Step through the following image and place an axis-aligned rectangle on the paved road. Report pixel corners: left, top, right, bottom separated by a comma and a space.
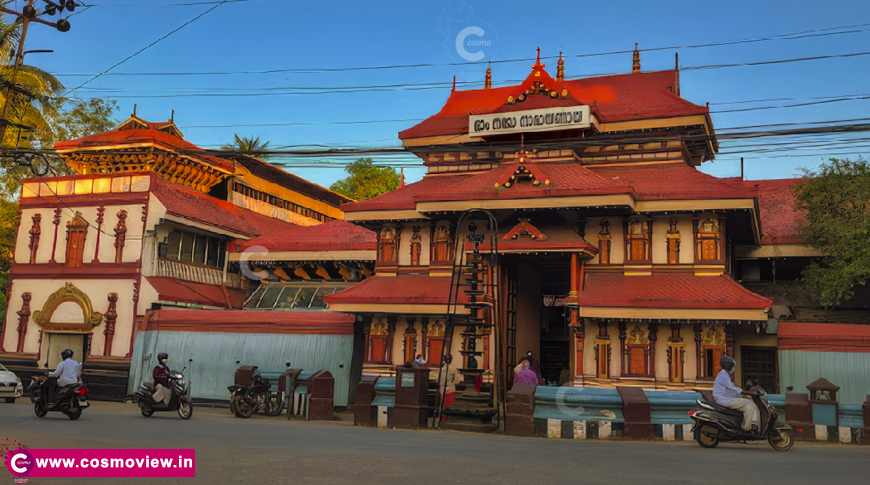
1, 400, 867, 484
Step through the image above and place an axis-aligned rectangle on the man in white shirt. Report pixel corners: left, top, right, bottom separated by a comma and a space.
713, 355, 759, 434
51, 348, 82, 388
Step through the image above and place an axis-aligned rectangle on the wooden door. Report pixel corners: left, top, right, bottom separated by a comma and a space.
46, 334, 85, 369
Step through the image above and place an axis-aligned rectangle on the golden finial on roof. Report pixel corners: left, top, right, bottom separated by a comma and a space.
632, 43, 641, 73
485, 62, 492, 89
451, 75, 456, 92
532, 47, 545, 69
557, 51, 565, 81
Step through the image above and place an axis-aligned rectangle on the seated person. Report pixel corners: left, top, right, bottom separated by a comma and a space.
152, 352, 172, 405
50, 348, 81, 401
713, 356, 760, 434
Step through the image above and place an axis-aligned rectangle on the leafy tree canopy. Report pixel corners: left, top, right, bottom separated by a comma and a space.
795, 157, 870, 307
329, 158, 401, 201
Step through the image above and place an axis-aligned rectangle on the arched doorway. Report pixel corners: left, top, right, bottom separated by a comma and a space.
33, 283, 103, 369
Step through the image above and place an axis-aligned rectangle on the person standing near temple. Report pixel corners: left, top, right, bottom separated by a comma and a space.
438, 355, 461, 422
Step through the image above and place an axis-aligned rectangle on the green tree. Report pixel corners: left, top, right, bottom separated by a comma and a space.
795, 157, 870, 307
330, 158, 401, 201
0, 18, 64, 150
223, 134, 271, 160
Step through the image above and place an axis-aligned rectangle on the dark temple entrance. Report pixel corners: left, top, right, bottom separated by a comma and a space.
741, 346, 778, 393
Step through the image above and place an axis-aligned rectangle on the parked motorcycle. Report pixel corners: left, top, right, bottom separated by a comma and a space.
690, 381, 794, 451
227, 371, 283, 418
127, 362, 193, 420
28, 374, 89, 420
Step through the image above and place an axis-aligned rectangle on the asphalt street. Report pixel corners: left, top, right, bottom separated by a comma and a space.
1, 400, 867, 484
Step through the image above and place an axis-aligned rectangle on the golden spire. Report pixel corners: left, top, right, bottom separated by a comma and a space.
485, 62, 492, 89
557, 51, 565, 81
532, 46, 545, 69
451, 75, 456, 92
632, 43, 641, 73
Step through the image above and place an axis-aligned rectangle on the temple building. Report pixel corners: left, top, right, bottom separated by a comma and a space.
0, 114, 365, 400
325, 47, 781, 405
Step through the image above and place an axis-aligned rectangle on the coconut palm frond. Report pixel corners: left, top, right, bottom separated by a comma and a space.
16, 65, 63, 93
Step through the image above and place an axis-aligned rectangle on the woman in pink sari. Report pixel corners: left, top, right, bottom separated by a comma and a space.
513, 357, 539, 386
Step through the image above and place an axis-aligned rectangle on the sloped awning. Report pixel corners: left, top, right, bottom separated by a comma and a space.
144, 309, 354, 335
324, 275, 470, 315
778, 322, 870, 352
143, 276, 247, 309
577, 273, 772, 321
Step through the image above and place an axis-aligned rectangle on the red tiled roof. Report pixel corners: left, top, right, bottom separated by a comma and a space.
748, 178, 805, 244
235, 220, 376, 252
778, 322, 870, 352
415, 163, 629, 202
341, 174, 474, 212
400, 69, 706, 139
578, 273, 772, 309
588, 163, 758, 200
325, 276, 452, 305
144, 276, 247, 309
153, 178, 295, 237
469, 217, 598, 253
54, 125, 234, 172
145, 309, 355, 335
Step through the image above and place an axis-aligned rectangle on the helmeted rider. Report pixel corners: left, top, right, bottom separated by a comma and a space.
50, 348, 81, 400
152, 352, 172, 405
713, 355, 760, 434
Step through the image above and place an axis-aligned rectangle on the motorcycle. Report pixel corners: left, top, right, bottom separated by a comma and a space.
227, 370, 283, 418
127, 362, 193, 420
28, 374, 89, 420
689, 381, 794, 451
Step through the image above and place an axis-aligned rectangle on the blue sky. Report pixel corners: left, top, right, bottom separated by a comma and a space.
12, 0, 870, 187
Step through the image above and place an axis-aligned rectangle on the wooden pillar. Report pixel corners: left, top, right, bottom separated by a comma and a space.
594, 322, 611, 379
103, 293, 119, 357
573, 322, 585, 378
667, 323, 684, 384
648, 322, 657, 380
403, 317, 417, 364
15, 293, 32, 353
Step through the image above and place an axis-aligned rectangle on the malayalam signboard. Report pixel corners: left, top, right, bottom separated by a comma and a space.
469, 106, 592, 137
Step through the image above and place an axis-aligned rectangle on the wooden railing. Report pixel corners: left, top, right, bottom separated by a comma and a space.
156, 258, 246, 289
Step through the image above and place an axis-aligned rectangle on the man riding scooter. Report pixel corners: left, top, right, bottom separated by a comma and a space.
713, 356, 760, 435
49, 348, 81, 402
152, 353, 172, 406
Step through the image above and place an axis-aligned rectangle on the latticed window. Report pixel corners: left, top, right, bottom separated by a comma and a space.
624, 219, 652, 263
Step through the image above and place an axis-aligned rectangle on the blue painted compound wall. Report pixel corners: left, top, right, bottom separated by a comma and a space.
129, 331, 354, 406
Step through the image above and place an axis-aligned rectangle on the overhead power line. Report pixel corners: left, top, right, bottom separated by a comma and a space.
52, 23, 870, 78
64, 0, 232, 95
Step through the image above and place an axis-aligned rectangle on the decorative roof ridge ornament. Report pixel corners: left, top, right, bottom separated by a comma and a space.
484, 62, 492, 90
557, 51, 565, 81
451, 75, 456, 93
504, 218, 548, 241
532, 46, 544, 70
632, 43, 641, 74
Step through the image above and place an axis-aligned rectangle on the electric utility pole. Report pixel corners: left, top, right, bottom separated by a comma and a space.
0, 0, 74, 150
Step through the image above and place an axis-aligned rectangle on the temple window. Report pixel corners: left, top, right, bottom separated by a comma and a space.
377, 226, 398, 264
160, 228, 226, 268
694, 217, 723, 262
431, 223, 454, 263
233, 182, 331, 222
64, 212, 89, 268
620, 323, 655, 377
623, 219, 652, 263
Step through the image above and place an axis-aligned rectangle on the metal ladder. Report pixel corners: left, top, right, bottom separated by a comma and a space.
436, 210, 502, 429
